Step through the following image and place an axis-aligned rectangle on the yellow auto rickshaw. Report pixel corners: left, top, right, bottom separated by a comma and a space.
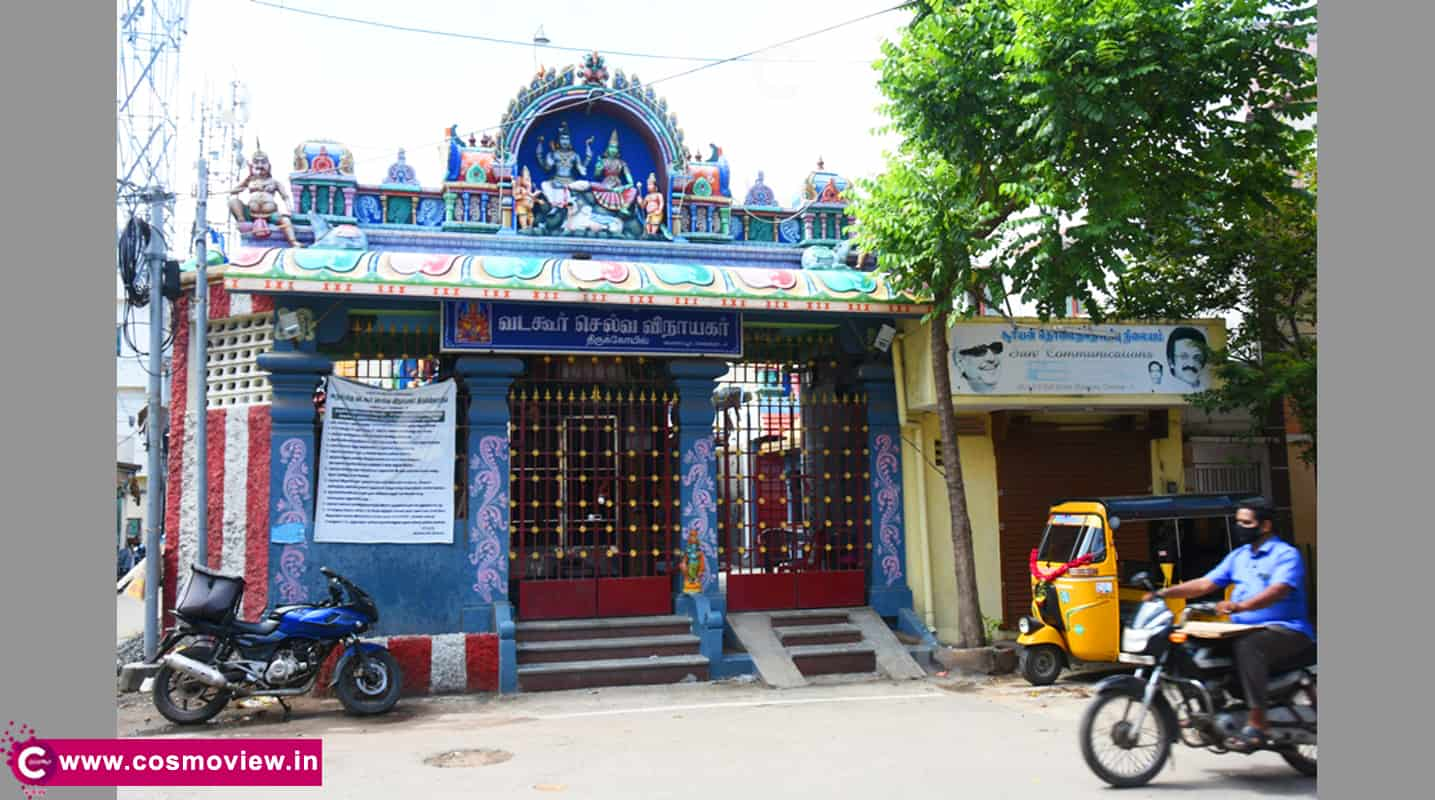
1015, 493, 1253, 686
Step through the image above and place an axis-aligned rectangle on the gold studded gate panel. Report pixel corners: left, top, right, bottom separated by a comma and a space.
716, 334, 870, 612
508, 356, 680, 620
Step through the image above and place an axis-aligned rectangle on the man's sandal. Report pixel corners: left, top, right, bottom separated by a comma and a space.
1226, 725, 1268, 752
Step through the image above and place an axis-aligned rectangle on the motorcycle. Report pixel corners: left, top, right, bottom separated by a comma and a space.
1077, 573, 1316, 787
133, 563, 403, 726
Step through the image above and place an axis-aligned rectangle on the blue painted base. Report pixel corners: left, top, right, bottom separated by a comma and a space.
710, 653, 757, 680
461, 604, 495, 633
867, 584, 915, 619
897, 607, 938, 647
675, 592, 725, 665
494, 602, 518, 694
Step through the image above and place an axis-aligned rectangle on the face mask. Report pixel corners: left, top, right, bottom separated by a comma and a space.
1233, 524, 1262, 547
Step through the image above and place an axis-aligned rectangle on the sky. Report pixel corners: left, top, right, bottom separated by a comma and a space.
160, 0, 911, 246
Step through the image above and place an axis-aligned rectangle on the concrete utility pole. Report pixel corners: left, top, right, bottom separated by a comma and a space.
143, 192, 168, 662
193, 123, 210, 570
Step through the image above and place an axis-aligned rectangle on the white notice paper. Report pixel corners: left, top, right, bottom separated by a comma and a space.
313, 376, 457, 544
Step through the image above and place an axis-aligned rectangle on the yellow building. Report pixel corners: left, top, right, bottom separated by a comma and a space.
893, 316, 1226, 641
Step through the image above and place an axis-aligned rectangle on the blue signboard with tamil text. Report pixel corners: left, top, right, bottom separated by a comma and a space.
441, 300, 742, 357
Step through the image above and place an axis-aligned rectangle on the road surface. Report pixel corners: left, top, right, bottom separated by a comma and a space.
117, 673, 1316, 799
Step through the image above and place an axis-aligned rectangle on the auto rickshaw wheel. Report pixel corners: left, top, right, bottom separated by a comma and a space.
1019, 644, 1063, 686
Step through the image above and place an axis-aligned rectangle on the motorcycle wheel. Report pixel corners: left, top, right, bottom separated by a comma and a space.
1019, 644, 1063, 686
153, 645, 231, 726
335, 650, 403, 716
1279, 685, 1317, 776
1079, 686, 1172, 788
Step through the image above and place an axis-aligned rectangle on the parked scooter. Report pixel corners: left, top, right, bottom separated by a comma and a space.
122, 564, 402, 725
1077, 573, 1316, 787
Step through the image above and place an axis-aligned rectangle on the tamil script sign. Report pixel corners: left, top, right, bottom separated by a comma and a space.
313, 377, 456, 544
947, 323, 1217, 396
441, 301, 742, 357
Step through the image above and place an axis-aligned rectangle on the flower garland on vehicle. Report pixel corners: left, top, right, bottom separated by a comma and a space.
1029, 548, 1096, 601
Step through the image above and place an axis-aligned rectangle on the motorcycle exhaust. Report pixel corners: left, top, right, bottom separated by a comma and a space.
162, 652, 231, 690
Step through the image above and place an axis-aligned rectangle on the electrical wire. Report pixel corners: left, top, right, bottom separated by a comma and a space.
258, 2, 909, 175
250, 0, 887, 65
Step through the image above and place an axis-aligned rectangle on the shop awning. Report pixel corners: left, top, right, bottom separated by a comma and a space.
220, 246, 930, 316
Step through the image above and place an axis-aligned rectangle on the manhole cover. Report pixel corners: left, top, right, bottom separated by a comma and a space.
424, 748, 513, 768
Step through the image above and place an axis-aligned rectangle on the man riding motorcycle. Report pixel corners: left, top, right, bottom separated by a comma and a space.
1145, 501, 1315, 751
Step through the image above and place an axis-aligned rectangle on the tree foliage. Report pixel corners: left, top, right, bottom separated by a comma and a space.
1112, 155, 1318, 463
850, 0, 1315, 645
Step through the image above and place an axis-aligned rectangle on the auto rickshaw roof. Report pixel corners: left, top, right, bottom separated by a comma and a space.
1056, 494, 1263, 521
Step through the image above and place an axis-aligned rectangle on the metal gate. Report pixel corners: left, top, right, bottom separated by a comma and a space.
509, 355, 680, 619
716, 333, 869, 611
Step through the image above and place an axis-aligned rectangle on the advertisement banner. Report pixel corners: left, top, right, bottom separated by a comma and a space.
313, 377, 456, 544
947, 323, 1215, 396
441, 300, 742, 357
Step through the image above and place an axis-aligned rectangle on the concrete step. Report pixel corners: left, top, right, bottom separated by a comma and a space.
517, 634, 701, 664
768, 608, 857, 629
515, 615, 692, 643
517, 654, 710, 692
787, 642, 877, 677
776, 623, 863, 647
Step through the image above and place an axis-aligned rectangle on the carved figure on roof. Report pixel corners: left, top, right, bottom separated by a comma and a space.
745, 171, 777, 206
580, 51, 609, 86
643, 173, 665, 236
587, 129, 638, 214
227, 141, 301, 247
513, 166, 536, 230
310, 145, 336, 173
385, 148, 418, 185
800, 238, 854, 270
535, 120, 590, 209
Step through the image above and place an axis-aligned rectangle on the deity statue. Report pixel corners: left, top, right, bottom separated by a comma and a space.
534, 121, 591, 210
588, 130, 638, 215
338, 149, 354, 175
292, 143, 308, 172
513, 166, 536, 230
226, 142, 301, 247
642, 173, 665, 237
679, 528, 706, 594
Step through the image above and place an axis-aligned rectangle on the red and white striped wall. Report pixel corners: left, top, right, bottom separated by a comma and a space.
311, 633, 500, 697
162, 282, 502, 696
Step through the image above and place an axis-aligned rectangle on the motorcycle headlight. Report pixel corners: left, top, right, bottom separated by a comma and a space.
1018, 616, 1039, 635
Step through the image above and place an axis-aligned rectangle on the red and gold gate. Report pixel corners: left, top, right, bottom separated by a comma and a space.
716, 335, 869, 612
508, 356, 680, 620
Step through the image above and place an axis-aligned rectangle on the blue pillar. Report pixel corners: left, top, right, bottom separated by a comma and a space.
669, 360, 727, 664
455, 356, 524, 693
859, 364, 916, 623
257, 350, 332, 607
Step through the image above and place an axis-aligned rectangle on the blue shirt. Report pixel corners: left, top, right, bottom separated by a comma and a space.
1203, 537, 1315, 641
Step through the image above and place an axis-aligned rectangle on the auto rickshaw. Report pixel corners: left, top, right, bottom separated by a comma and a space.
1014, 493, 1255, 686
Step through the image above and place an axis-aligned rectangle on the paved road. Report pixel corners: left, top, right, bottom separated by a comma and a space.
117, 674, 1316, 799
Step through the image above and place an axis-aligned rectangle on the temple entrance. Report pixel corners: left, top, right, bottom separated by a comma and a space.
508, 356, 680, 620
716, 331, 870, 612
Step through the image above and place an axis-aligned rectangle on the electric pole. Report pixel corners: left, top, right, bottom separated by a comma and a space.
193, 119, 210, 570
143, 192, 168, 662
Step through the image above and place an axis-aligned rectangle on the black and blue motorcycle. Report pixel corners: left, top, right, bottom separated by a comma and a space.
138, 564, 402, 725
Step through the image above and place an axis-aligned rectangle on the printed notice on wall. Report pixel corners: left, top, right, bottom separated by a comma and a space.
313, 376, 456, 544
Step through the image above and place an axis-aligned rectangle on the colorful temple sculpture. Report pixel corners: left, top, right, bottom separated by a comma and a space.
176, 53, 933, 696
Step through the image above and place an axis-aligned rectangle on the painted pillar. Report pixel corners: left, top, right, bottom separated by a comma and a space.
455, 356, 525, 693
669, 360, 727, 665
256, 349, 331, 606
859, 364, 917, 626
341, 187, 355, 218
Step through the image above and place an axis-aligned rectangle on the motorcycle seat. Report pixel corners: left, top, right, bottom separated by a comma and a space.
230, 618, 281, 636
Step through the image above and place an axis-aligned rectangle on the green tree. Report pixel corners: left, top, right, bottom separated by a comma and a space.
1112, 156, 1317, 464
851, 0, 1314, 647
